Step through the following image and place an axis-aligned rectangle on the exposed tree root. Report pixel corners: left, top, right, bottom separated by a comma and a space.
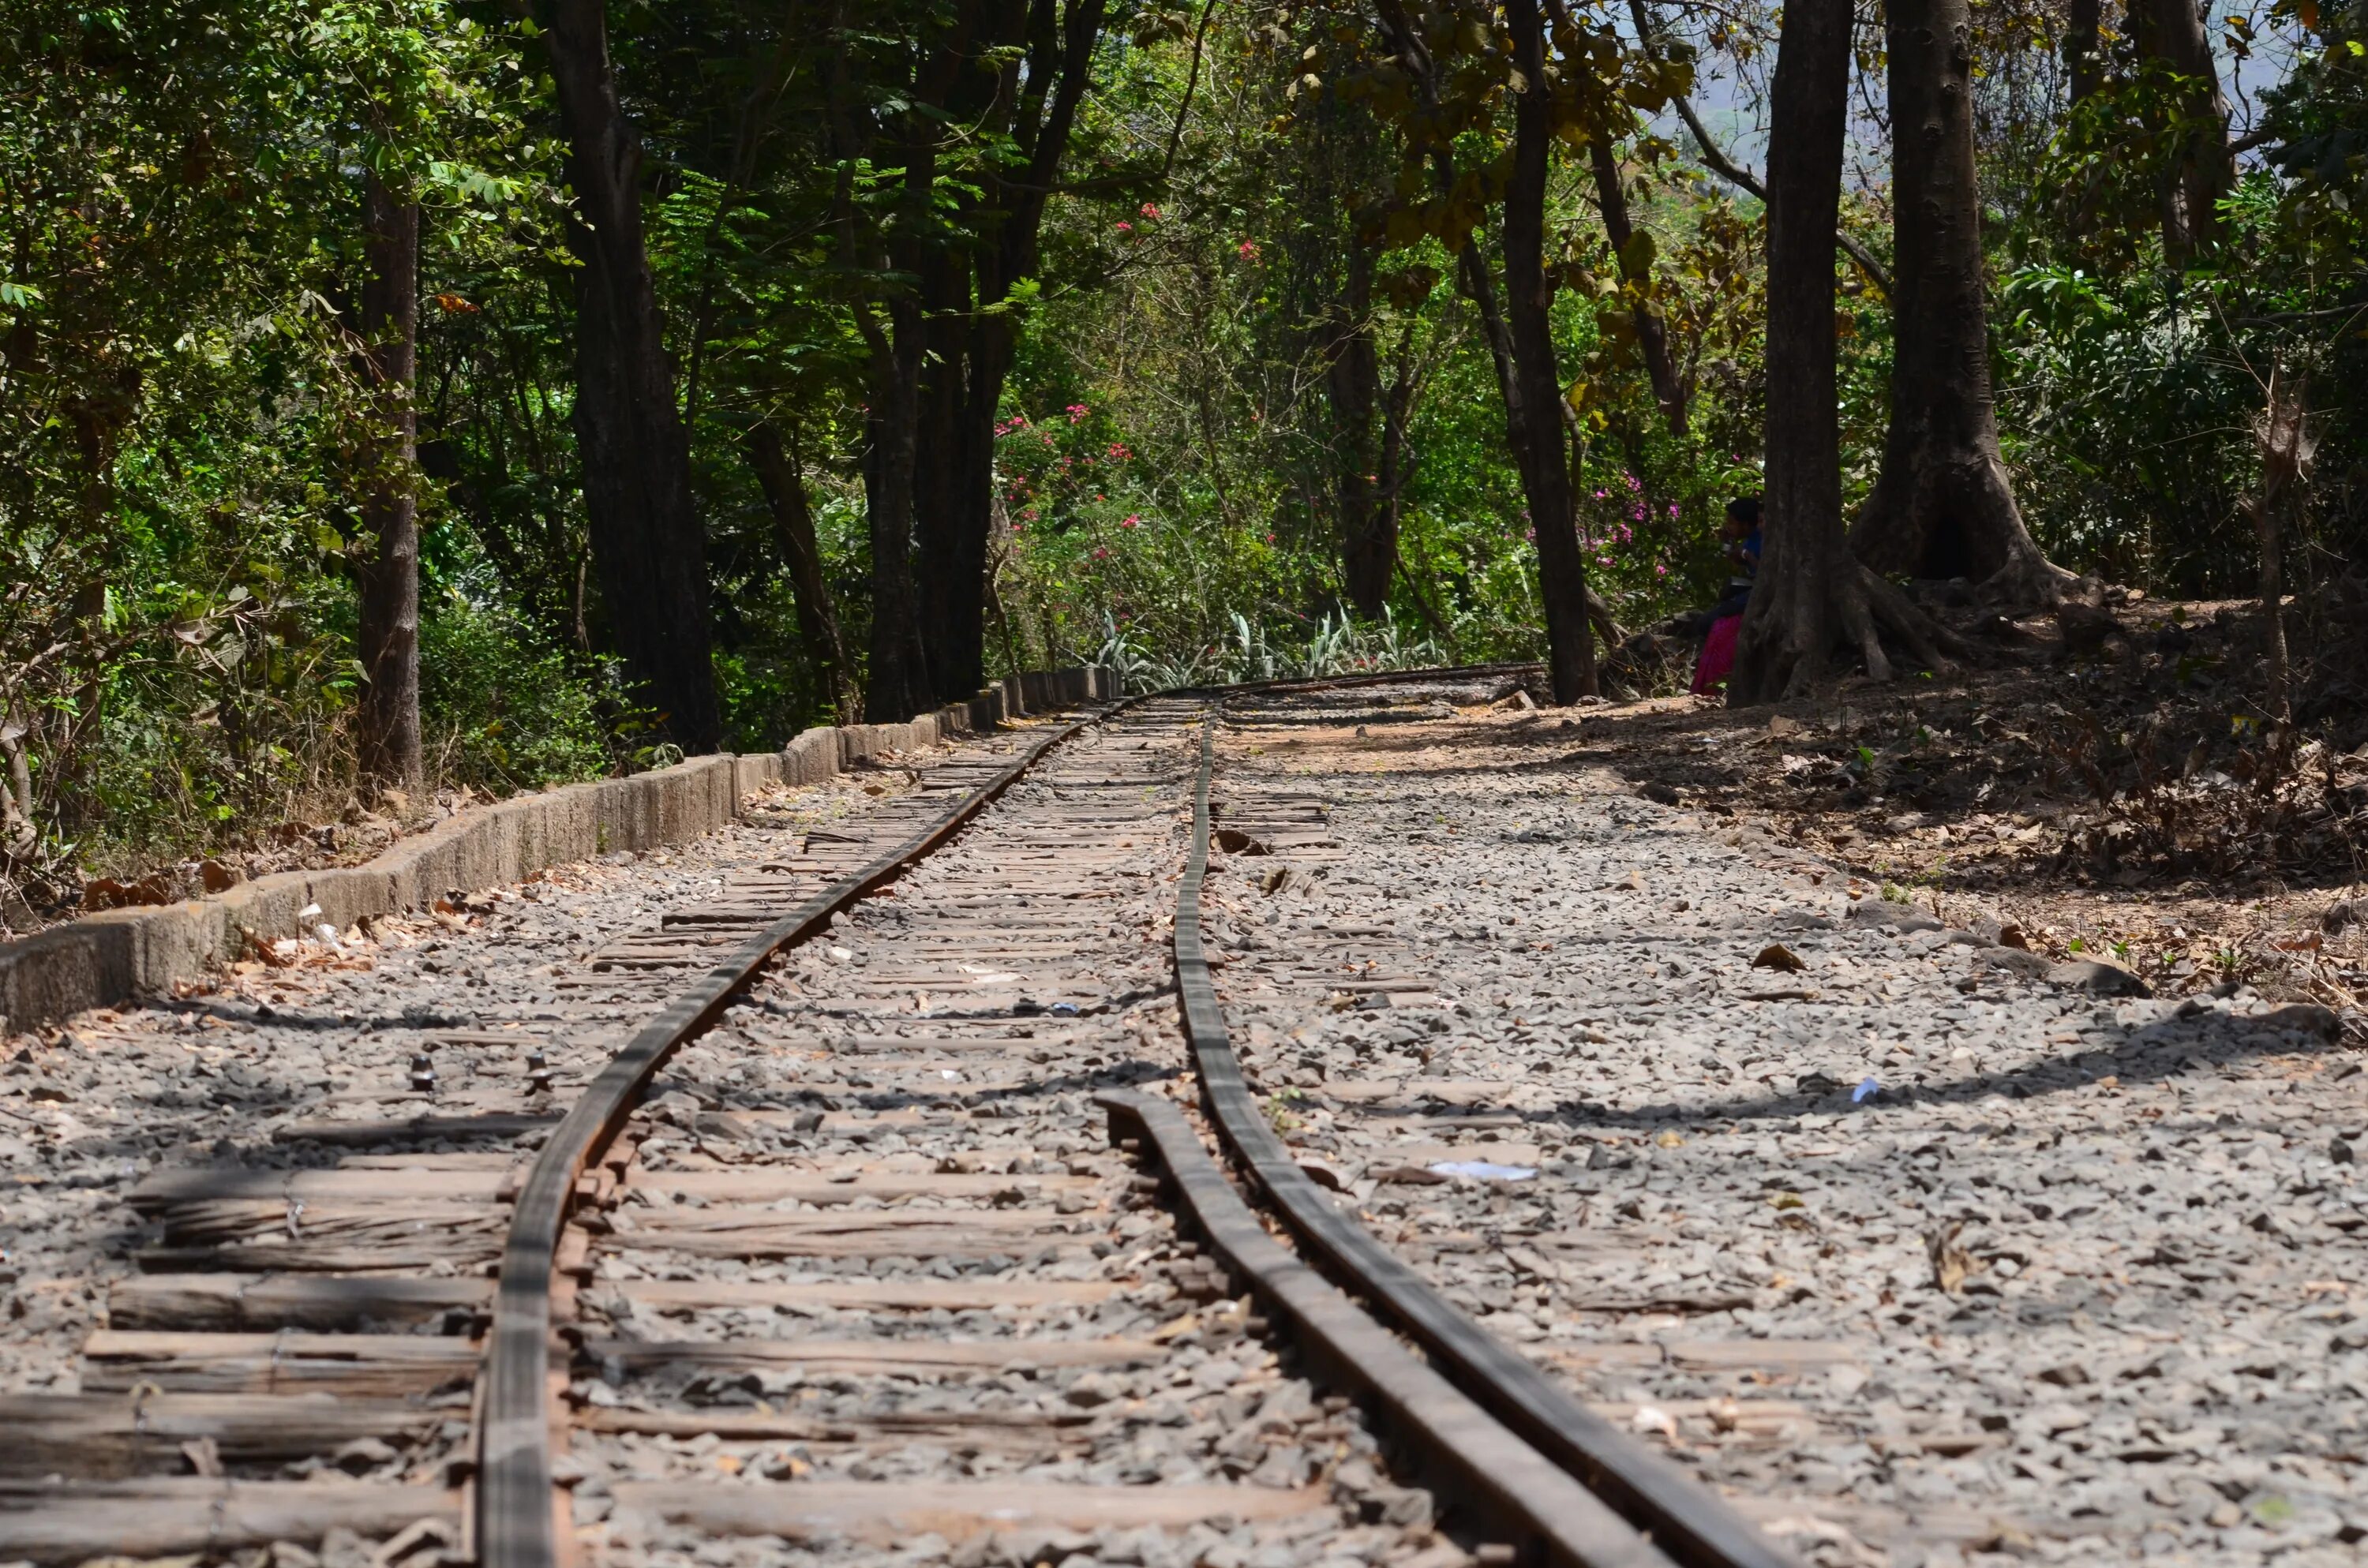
1731, 560, 1973, 705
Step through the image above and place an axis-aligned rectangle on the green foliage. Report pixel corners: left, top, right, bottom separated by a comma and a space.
418, 582, 609, 794
6, 0, 2367, 911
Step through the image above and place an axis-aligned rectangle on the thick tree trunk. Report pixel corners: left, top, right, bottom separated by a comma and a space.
747, 422, 857, 724
1851, 0, 2071, 606
924, 0, 1106, 705
1586, 137, 1687, 432
354, 174, 422, 791
1731, 0, 1959, 703
908, 2, 1003, 709
1504, 0, 1598, 702
910, 252, 973, 704
2133, 0, 2234, 262
1325, 244, 1392, 619
543, 0, 720, 752
2066, 0, 2105, 103
861, 299, 935, 723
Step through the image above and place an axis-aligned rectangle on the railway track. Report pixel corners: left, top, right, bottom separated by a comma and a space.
1, 685, 1794, 1568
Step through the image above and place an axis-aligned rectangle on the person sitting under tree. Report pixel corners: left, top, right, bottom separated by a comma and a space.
1689, 496, 1762, 694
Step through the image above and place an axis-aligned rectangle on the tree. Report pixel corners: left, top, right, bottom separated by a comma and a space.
1358, 0, 1642, 691
1575, 81, 1686, 432
1729, 0, 1958, 702
919, 0, 1109, 706
541, 0, 721, 752
1847, 0, 2071, 604
1503, 0, 1599, 700
354, 172, 423, 788
747, 421, 857, 723
1321, 241, 1396, 616
2134, 0, 2235, 263
2066, 0, 2106, 105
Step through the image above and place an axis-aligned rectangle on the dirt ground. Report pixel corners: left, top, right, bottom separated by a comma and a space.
1528, 593, 2368, 1016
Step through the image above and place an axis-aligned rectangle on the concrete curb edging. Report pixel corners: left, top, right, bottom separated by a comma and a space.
0, 666, 1116, 1031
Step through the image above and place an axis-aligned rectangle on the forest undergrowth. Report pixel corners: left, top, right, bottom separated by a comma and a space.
1568, 589, 2368, 1012
3, 0, 2364, 952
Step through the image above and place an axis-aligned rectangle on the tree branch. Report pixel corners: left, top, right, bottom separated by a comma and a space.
1628, 0, 1894, 298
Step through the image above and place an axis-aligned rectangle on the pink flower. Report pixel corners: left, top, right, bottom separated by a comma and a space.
1107, 442, 1131, 460
1115, 221, 1133, 234
1265, 532, 1276, 544
1592, 488, 1608, 500
1140, 202, 1162, 220
1122, 515, 1141, 529
1237, 239, 1259, 260
1666, 503, 1680, 517
1066, 403, 1089, 423
1624, 473, 1642, 492
1654, 563, 1668, 576
1092, 546, 1110, 560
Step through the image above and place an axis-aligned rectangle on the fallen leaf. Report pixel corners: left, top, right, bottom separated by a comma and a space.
1926, 1222, 1979, 1294
1752, 943, 1806, 972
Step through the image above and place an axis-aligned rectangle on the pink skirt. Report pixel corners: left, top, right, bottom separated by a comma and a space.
1691, 613, 1742, 694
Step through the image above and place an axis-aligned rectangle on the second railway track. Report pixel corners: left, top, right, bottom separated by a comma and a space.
2, 686, 1793, 1568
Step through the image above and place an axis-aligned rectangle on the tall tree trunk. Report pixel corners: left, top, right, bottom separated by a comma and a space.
1504, 0, 1597, 702
747, 421, 857, 723
542, 0, 721, 752
1374, 314, 1419, 619
1730, 0, 1958, 703
1373, 0, 1623, 653
2066, 0, 2105, 103
931, 0, 1107, 705
354, 173, 422, 790
909, 0, 1009, 707
2134, 0, 2234, 262
1325, 243, 1392, 619
1850, 0, 2071, 605
1586, 136, 1687, 432
910, 253, 972, 703
2239, 369, 2314, 724
860, 298, 935, 722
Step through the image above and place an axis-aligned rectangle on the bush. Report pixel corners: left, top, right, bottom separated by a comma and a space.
418, 583, 610, 794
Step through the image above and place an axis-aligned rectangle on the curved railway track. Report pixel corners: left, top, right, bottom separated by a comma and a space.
1, 680, 1795, 1568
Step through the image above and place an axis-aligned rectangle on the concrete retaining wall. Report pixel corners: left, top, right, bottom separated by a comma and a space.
0, 666, 1115, 1031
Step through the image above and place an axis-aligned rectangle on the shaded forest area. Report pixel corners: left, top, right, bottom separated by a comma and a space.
2, 0, 2364, 930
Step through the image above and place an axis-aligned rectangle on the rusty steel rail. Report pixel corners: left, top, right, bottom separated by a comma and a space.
477, 709, 1111, 1568
1096, 1085, 1674, 1568
1172, 713, 1799, 1568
